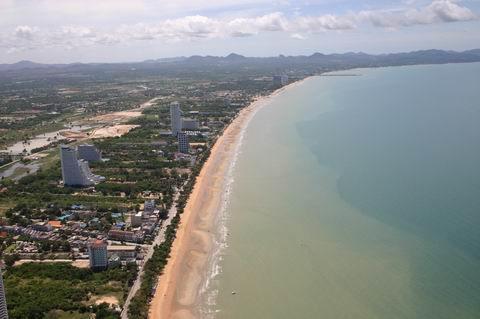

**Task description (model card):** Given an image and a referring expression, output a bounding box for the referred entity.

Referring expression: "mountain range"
[1,49,480,73]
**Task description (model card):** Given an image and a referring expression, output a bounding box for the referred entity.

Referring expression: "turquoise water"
[210,63,480,319]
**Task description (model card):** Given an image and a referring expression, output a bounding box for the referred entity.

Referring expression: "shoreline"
[148,79,309,319]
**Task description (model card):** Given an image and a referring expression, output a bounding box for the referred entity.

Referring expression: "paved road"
[121,191,180,319]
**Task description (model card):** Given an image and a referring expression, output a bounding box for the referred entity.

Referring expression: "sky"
[0,0,479,63]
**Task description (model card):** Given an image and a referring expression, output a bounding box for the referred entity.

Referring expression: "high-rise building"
[60,146,105,187]
[88,239,108,271]
[273,74,289,87]
[144,199,155,213]
[177,132,189,154]
[170,101,182,136]
[61,146,94,186]
[78,144,102,162]
[0,270,8,319]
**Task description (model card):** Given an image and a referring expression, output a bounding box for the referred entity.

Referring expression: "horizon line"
[2,47,479,66]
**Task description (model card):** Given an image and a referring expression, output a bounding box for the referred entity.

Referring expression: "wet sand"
[149,81,306,319]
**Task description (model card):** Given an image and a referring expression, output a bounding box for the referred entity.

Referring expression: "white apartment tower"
[78,144,102,162]
[0,270,8,319]
[170,101,182,136]
[88,239,108,271]
[60,146,104,187]
[273,74,289,87]
[60,146,94,186]
[178,132,189,154]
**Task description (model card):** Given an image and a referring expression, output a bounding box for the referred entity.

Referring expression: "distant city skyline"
[0,0,479,63]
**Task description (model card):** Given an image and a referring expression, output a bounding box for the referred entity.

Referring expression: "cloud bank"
[357,0,477,28]
[1,0,476,53]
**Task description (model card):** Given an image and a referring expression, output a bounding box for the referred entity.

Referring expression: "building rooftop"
[90,239,107,248]
[107,245,136,251]
[48,220,63,228]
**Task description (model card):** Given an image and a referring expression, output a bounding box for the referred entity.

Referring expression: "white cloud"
[253,12,288,32]
[295,15,356,32]
[428,0,476,22]
[226,13,288,37]
[61,26,96,39]
[15,25,37,40]
[357,0,476,28]
[291,33,307,40]
[162,16,219,38]
[1,0,476,54]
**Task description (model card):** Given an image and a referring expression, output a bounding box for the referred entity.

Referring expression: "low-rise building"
[181,118,199,130]
[108,230,144,243]
[130,212,143,227]
[108,254,121,267]
[47,220,63,229]
[142,224,155,235]
[144,200,155,213]
[174,153,196,166]
[32,221,52,232]
[107,245,137,260]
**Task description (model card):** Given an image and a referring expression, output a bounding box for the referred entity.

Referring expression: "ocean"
[204,62,480,318]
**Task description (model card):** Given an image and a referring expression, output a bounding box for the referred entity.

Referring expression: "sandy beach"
[148,80,306,319]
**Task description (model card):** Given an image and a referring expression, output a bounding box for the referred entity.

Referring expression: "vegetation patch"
[4,262,137,319]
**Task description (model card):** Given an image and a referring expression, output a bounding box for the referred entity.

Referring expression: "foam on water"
[208,63,480,319]
[197,98,272,318]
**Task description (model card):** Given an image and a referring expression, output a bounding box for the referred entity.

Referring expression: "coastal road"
[121,190,180,319]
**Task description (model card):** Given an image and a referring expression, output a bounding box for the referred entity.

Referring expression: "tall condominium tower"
[0,270,8,319]
[177,132,189,154]
[273,74,289,87]
[88,239,108,271]
[78,144,102,162]
[170,101,182,136]
[60,146,93,186]
[60,146,104,187]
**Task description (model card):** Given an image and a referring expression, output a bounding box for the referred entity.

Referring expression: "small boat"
[231,291,237,295]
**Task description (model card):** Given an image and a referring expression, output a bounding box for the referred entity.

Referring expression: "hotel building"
[273,74,289,87]
[88,239,108,271]
[60,146,104,187]
[177,132,189,154]
[170,101,182,136]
